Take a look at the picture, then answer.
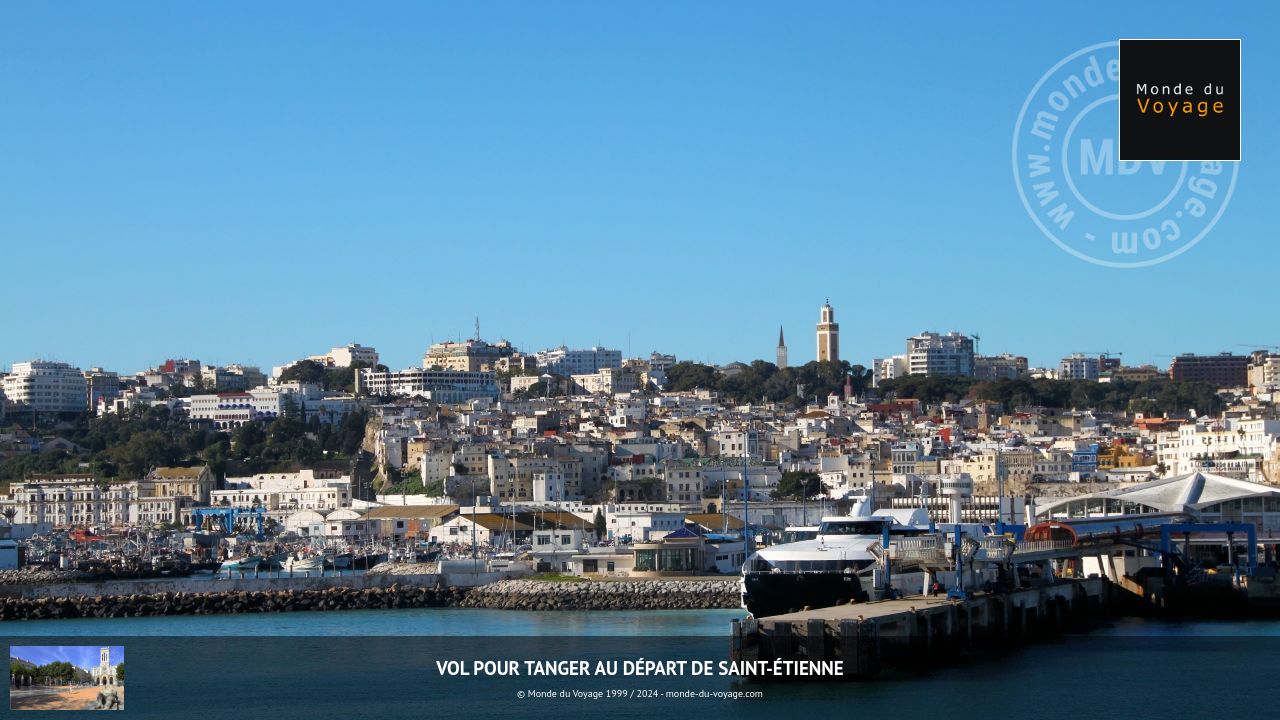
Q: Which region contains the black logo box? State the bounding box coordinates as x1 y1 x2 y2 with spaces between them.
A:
1119 39 1240 161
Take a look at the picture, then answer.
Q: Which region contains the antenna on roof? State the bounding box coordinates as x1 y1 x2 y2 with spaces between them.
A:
475 317 481 342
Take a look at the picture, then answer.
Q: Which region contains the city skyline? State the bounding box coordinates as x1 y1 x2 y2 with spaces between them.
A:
3 305 1275 377
3 3 1277 373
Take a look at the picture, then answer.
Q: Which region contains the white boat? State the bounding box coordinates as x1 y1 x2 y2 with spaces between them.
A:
279 553 325 573
219 555 262 574
741 501 936 617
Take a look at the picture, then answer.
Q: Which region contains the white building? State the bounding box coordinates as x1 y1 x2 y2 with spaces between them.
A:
873 355 909 385
321 507 369 542
1249 353 1280 392
1059 353 1101 381
354 368 498 402
906 332 974 377
0 474 195 527
323 344 379 368
186 388 290 429
3 360 88 413
534 346 622 376
1164 417 1280 480
274 344 380 379
609 508 686 542
187 385 354 429
571 368 638 395
532 471 566 503
221 470 353 511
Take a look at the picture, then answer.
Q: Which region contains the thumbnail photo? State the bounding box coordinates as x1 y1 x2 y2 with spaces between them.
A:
9 646 124 711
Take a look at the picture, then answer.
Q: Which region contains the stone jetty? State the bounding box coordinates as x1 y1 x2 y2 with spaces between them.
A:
0 577 741 620
0 584 467 620
459 578 741 611
0 568 87 585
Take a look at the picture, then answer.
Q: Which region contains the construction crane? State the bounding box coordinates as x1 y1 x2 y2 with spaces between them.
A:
970 333 981 356
1237 344 1280 351
1073 350 1123 360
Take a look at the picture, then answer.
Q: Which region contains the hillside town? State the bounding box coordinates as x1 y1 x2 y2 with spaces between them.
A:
3 302 1280 578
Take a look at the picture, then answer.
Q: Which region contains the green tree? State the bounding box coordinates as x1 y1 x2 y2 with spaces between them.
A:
771 471 825 500
276 359 329 386
664 362 719 392
593 508 607 537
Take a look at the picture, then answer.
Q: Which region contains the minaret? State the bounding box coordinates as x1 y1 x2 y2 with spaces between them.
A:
816 299 840 363
776 326 788 370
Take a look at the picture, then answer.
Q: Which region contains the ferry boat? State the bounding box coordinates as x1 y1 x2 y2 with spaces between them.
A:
740 502 933 618
779 526 819 544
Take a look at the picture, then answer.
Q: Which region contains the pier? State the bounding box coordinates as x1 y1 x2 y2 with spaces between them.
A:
732 510 1280 678
730 577 1112 679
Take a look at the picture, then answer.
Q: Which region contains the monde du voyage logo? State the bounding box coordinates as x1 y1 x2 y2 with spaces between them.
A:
1012 40 1240 268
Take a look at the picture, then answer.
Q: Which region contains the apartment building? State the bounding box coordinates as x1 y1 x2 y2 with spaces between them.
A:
906 332 975 377
534 346 622 376
3 360 89 413
354 368 499 402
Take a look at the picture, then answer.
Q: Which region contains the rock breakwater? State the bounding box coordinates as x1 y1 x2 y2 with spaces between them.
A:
0 577 741 620
0 584 466 620
459 579 740 611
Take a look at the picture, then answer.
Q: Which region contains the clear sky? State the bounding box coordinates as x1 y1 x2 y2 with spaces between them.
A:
2 2 1275 373
11 645 123 669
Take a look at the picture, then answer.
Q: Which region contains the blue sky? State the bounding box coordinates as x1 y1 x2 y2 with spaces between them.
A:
1 2 1275 373
11 645 123 669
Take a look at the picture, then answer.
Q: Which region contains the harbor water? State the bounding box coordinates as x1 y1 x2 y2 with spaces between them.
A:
4 608 1278 719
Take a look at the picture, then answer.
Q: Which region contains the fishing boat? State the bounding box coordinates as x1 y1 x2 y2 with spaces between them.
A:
349 551 387 570
264 550 291 570
219 555 262 574
150 552 192 576
325 552 352 570
279 553 325 573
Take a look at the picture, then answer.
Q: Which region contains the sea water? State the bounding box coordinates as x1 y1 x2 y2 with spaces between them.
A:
3 609 1277 720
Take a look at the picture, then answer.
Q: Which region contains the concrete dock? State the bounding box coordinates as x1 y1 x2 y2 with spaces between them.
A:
731 577 1112 678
